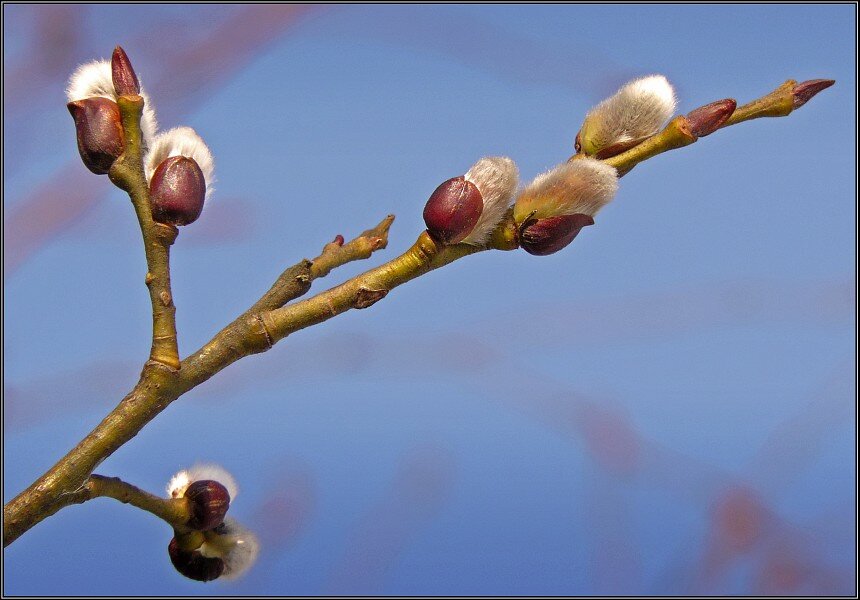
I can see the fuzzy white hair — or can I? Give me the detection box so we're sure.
[461,156,519,246]
[66,59,159,148]
[513,158,618,223]
[166,463,238,500]
[145,127,215,200]
[166,470,192,498]
[66,60,115,103]
[199,517,260,580]
[579,75,676,155]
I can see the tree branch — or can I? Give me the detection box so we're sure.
[3,219,393,546]
[259,232,483,346]
[2,75,832,549]
[109,94,181,370]
[67,475,193,531]
[594,79,833,176]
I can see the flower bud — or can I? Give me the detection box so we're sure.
[461,157,519,246]
[685,98,736,137]
[145,127,215,226]
[202,518,260,580]
[168,463,238,501]
[791,79,835,109]
[111,45,140,96]
[150,155,206,226]
[67,98,125,174]
[66,58,158,153]
[423,176,483,245]
[520,213,594,256]
[514,159,618,224]
[423,157,518,246]
[168,537,225,582]
[185,480,231,531]
[577,75,676,159]
[513,158,617,256]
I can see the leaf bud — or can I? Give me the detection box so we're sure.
[685,98,736,138]
[66,97,125,174]
[791,79,835,109]
[111,45,140,96]
[184,479,231,531]
[168,537,225,582]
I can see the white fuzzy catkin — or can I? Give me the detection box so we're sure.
[513,158,619,223]
[65,59,158,147]
[579,75,676,155]
[461,156,519,246]
[145,126,215,200]
[199,517,260,580]
[167,463,238,500]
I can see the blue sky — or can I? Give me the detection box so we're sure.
[3,4,856,595]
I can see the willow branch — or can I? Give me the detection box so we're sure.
[249,215,395,314]
[3,75,831,549]
[574,78,834,177]
[109,94,181,369]
[66,475,193,531]
[3,219,393,546]
[257,233,479,345]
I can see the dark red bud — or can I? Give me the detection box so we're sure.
[519,213,595,256]
[792,79,835,109]
[168,537,224,582]
[184,480,231,531]
[111,46,140,96]
[67,98,125,174]
[685,98,737,137]
[150,155,206,226]
[422,176,483,245]
[592,137,647,160]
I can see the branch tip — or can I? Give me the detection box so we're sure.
[792,78,835,109]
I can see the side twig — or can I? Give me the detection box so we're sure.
[67,475,193,532]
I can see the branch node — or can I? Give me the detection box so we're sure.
[354,288,388,309]
[143,358,180,375]
[153,222,179,245]
[250,315,274,351]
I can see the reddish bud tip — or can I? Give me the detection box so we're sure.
[592,138,646,160]
[111,46,140,96]
[67,97,125,174]
[185,480,231,531]
[685,98,737,137]
[519,213,595,256]
[150,156,206,226]
[792,79,835,109]
[423,176,484,245]
[168,538,225,582]
[333,234,345,246]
